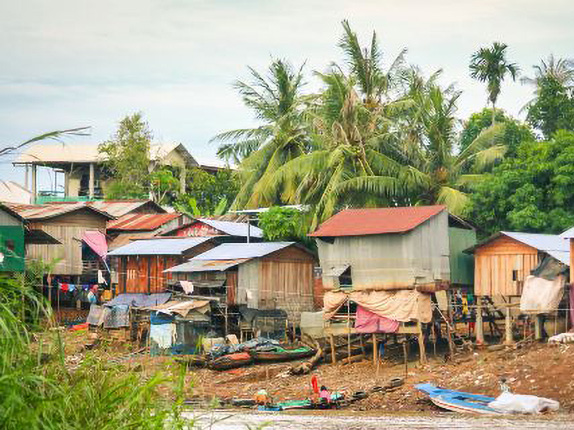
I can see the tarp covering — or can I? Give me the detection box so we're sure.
[323,289,432,323]
[488,392,559,414]
[82,230,108,258]
[105,293,172,308]
[519,275,565,314]
[355,305,400,333]
[143,300,210,317]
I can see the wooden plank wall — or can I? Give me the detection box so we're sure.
[26,209,107,276]
[474,235,539,296]
[118,255,179,293]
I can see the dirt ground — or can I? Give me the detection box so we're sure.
[51,329,574,415]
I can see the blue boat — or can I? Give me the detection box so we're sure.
[415,383,503,415]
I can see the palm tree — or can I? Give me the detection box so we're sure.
[211,59,306,165]
[469,42,519,125]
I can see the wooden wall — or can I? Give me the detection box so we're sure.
[474,235,539,296]
[26,209,108,275]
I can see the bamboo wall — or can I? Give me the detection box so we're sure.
[474,235,539,296]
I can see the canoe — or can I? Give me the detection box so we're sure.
[415,383,503,415]
[251,346,316,362]
[258,393,344,412]
[210,352,253,371]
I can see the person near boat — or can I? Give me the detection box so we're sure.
[319,386,331,404]
[254,389,272,406]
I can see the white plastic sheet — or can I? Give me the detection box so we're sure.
[488,392,560,414]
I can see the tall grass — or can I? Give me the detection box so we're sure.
[0,276,191,429]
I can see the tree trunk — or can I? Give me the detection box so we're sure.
[491,102,496,126]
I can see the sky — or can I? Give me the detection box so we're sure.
[1,0,573,188]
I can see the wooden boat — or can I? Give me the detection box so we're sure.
[210,352,253,371]
[257,393,344,412]
[251,346,316,363]
[415,383,503,415]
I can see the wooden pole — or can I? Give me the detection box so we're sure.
[372,333,378,366]
[329,334,337,364]
[347,302,351,362]
[505,306,514,345]
[431,323,437,357]
[417,321,427,364]
[403,339,408,380]
[475,296,484,345]
[534,314,542,341]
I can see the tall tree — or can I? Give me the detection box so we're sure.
[469,42,519,125]
[523,56,574,138]
[99,113,152,199]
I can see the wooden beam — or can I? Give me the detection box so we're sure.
[417,321,427,364]
[475,296,484,344]
[88,163,95,199]
[329,334,337,364]
[505,306,514,345]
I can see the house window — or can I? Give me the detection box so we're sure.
[5,239,15,252]
[512,270,519,281]
[339,266,353,289]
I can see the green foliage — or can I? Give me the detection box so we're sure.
[469,130,574,236]
[99,113,152,199]
[459,108,534,156]
[526,76,574,139]
[175,168,238,216]
[0,270,192,429]
[258,206,303,241]
[150,167,180,205]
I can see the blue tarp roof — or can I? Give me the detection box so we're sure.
[108,237,212,256]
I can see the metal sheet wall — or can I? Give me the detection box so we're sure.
[317,211,450,290]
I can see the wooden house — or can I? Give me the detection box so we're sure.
[0,204,59,272]
[4,202,112,278]
[308,205,475,292]
[466,231,569,297]
[166,242,317,322]
[108,237,215,294]
[162,218,263,242]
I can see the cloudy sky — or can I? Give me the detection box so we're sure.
[1,0,573,186]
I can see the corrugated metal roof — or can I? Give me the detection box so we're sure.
[87,200,166,217]
[108,237,212,256]
[14,142,197,165]
[107,213,182,231]
[309,206,446,237]
[166,259,247,273]
[198,218,263,238]
[192,242,295,260]
[0,181,32,204]
[4,202,113,221]
[559,226,574,239]
[501,232,570,265]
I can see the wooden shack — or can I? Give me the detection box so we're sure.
[4,202,112,277]
[107,237,215,294]
[166,242,317,322]
[466,231,569,297]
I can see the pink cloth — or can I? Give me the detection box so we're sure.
[82,231,108,258]
[354,305,400,333]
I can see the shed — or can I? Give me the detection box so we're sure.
[108,237,215,294]
[166,242,317,322]
[162,218,263,241]
[466,231,570,296]
[4,202,112,276]
[309,206,474,291]
[107,212,192,250]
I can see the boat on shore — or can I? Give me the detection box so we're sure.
[415,383,503,415]
[251,346,316,363]
[210,352,253,370]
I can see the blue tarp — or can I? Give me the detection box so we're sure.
[105,293,172,308]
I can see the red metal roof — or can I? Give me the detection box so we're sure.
[308,205,447,237]
[107,213,182,231]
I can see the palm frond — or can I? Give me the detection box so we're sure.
[437,186,469,215]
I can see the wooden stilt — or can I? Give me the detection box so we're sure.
[403,339,408,380]
[417,321,427,364]
[372,333,378,366]
[329,334,337,364]
[431,323,437,357]
[347,304,351,362]
[534,314,542,341]
[475,296,484,345]
[505,306,514,345]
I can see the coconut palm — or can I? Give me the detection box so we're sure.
[212,59,306,165]
[469,42,519,125]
